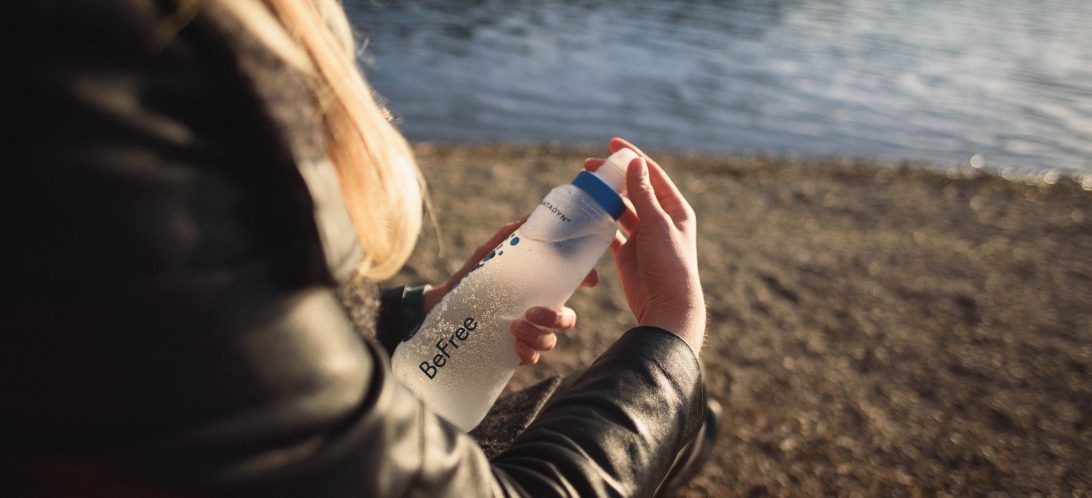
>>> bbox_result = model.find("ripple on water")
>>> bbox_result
[348,0,1092,175]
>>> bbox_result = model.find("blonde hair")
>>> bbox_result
[218,0,424,280]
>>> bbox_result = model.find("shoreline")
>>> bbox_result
[407,140,1092,190]
[390,143,1091,496]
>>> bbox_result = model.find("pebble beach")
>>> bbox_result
[388,144,1092,497]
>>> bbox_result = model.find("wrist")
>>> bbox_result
[639,306,706,353]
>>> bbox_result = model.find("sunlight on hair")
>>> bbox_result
[222,0,428,280]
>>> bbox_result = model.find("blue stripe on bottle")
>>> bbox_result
[571,171,624,219]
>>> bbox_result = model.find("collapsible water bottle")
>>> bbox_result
[391,149,638,431]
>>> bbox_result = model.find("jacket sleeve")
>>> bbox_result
[376,284,431,355]
[2,3,704,497]
[188,325,703,498]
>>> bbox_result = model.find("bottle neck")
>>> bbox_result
[571,171,624,220]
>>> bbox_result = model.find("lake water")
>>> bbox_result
[347,0,1092,175]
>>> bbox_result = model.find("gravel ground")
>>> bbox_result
[388,143,1092,497]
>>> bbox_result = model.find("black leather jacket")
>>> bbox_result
[2,2,704,496]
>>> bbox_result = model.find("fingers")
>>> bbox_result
[584,157,606,171]
[514,340,541,365]
[510,320,558,351]
[525,306,577,330]
[592,138,692,221]
[610,137,692,221]
[427,215,529,312]
[510,305,579,364]
[609,138,638,155]
[625,157,669,226]
[579,269,599,288]
[619,196,639,235]
[610,231,626,256]
[450,215,528,284]
[482,215,527,253]
[470,220,521,264]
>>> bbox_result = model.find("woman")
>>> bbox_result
[4,0,710,496]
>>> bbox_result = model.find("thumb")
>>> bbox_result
[625,157,667,224]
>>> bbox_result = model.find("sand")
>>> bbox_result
[388,143,1092,497]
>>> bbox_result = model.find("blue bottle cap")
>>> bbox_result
[572,171,625,219]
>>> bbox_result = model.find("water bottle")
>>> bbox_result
[391,148,638,431]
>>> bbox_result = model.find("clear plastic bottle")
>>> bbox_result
[391,149,638,431]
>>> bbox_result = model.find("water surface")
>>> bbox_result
[348,0,1092,174]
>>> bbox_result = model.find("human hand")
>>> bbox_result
[585,138,706,353]
[423,217,599,365]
